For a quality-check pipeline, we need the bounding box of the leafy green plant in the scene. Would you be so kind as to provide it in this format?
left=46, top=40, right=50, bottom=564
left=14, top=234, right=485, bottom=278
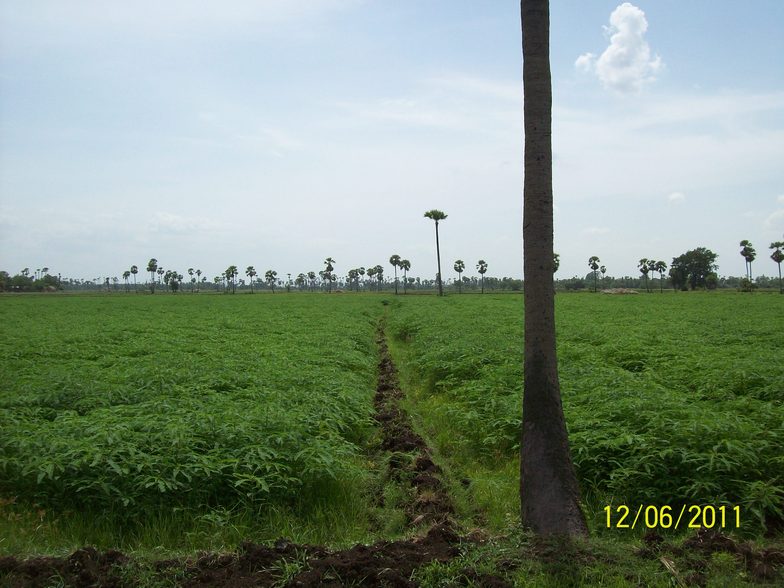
left=387, top=293, right=784, bottom=532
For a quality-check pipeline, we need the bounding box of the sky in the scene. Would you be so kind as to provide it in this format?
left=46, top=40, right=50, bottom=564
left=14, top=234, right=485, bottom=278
left=1, top=0, right=783, bottom=282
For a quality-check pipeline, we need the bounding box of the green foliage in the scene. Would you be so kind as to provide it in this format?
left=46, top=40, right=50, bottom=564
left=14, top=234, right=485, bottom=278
left=387, top=293, right=784, bottom=532
left=0, top=294, right=380, bottom=521
left=671, top=247, right=718, bottom=290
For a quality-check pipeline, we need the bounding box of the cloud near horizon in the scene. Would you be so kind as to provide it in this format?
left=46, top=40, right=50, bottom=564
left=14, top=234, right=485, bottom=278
left=576, top=2, right=663, bottom=93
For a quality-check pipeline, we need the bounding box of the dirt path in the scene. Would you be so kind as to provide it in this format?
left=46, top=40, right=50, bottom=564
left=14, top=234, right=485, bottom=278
left=0, top=321, right=469, bottom=587
left=373, top=322, right=455, bottom=528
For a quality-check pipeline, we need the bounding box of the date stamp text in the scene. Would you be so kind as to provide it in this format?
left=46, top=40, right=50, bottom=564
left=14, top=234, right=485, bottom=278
left=604, top=505, right=741, bottom=530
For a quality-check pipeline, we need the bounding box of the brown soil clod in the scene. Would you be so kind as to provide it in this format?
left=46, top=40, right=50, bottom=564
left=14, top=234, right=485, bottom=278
left=680, top=528, right=784, bottom=582
left=373, top=323, right=456, bottom=528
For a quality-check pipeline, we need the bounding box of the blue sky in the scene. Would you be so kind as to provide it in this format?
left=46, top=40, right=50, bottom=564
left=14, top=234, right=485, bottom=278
left=1, top=1, right=783, bottom=282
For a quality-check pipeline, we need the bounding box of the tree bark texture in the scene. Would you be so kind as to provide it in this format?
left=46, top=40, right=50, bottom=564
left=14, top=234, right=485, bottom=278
left=435, top=222, right=443, bottom=296
left=521, top=0, right=588, bottom=536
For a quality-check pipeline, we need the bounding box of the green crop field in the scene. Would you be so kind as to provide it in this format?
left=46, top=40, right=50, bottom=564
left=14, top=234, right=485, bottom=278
left=0, top=293, right=385, bottom=550
left=386, top=292, right=784, bottom=535
left=1, top=291, right=783, bottom=585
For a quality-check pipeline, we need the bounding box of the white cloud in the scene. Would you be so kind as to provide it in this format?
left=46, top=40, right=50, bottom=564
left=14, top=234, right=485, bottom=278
left=425, top=74, right=521, bottom=102
left=1, top=0, right=359, bottom=39
left=552, top=90, right=784, bottom=206
left=343, top=98, right=469, bottom=130
left=765, top=209, right=784, bottom=231
left=778, top=194, right=784, bottom=204
left=574, top=53, right=595, bottom=73
left=575, top=2, right=663, bottom=93
left=668, top=191, right=685, bottom=203
left=147, top=212, right=226, bottom=234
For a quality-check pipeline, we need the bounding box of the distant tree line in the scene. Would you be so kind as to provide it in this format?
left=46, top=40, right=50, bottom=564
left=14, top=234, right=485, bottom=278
left=3, top=240, right=783, bottom=295
left=0, top=268, right=61, bottom=293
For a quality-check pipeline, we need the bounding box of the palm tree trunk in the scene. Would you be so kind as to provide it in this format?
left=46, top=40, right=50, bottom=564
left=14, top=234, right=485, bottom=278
left=521, top=0, right=587, bottom=537
left=435, top=222, right=443, bottom=296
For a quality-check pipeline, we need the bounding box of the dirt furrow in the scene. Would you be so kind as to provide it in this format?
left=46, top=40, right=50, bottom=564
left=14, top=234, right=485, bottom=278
left=373, top=323, right=455, bottom=528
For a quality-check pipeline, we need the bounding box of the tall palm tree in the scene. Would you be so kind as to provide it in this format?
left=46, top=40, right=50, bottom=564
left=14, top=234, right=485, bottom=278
left=389, top=254, right=402, bottom=295
left=347, top=268, right=359, bottom=291
left=366, top=266, right=377, bottom=290
left=424, top=209, right=447, bottom=296
left=476, top=260, right=488, bottom=293
left=246, top=266, right=257, bottom=293
left=638, top=258, right=651, bottom=292
left=740, top=240, right=757, bottom=281
left=265, top=270, right=277, bottom=293
left=324, top=257, right=336, bottom=293
left=130, top=265, right=138, bottom=292
left=654, top=261, right=667, bottom=293
left=770, top=241, right=784, bottom=294
left=588, top=256, right=600, bottom=292
left=225, top=265, right=238, bottom=294
left=196, top=269, right=202, bottom=292
left=453, top=260, right=465, bottom=293
left=146, top=258, right=158, bottom=293
left=358, top=266, right=366, bottom=291
left=373, top=264, right=384, bottom=291
left=188, top=268, right=195, bottom=293
left=400, top=259, right=411, bottom=294
left=521, top=0, right=587, bottom=537
left=122, top=270, right=131, bottom=292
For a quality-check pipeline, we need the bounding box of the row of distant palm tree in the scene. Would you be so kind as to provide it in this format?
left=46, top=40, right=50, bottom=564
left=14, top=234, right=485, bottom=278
left=743, top=239, right=784, bottom=293
left=453, top=259, right=489, bottom=293
left=118, top=209, right=472, bottom=297
left=583, top=241, right=784, bottom=294
left=20, top=267, right=50, bottom=281
left=116, top=237, right=784, bottom=297
left=637, top=259, right=668, bottom=293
